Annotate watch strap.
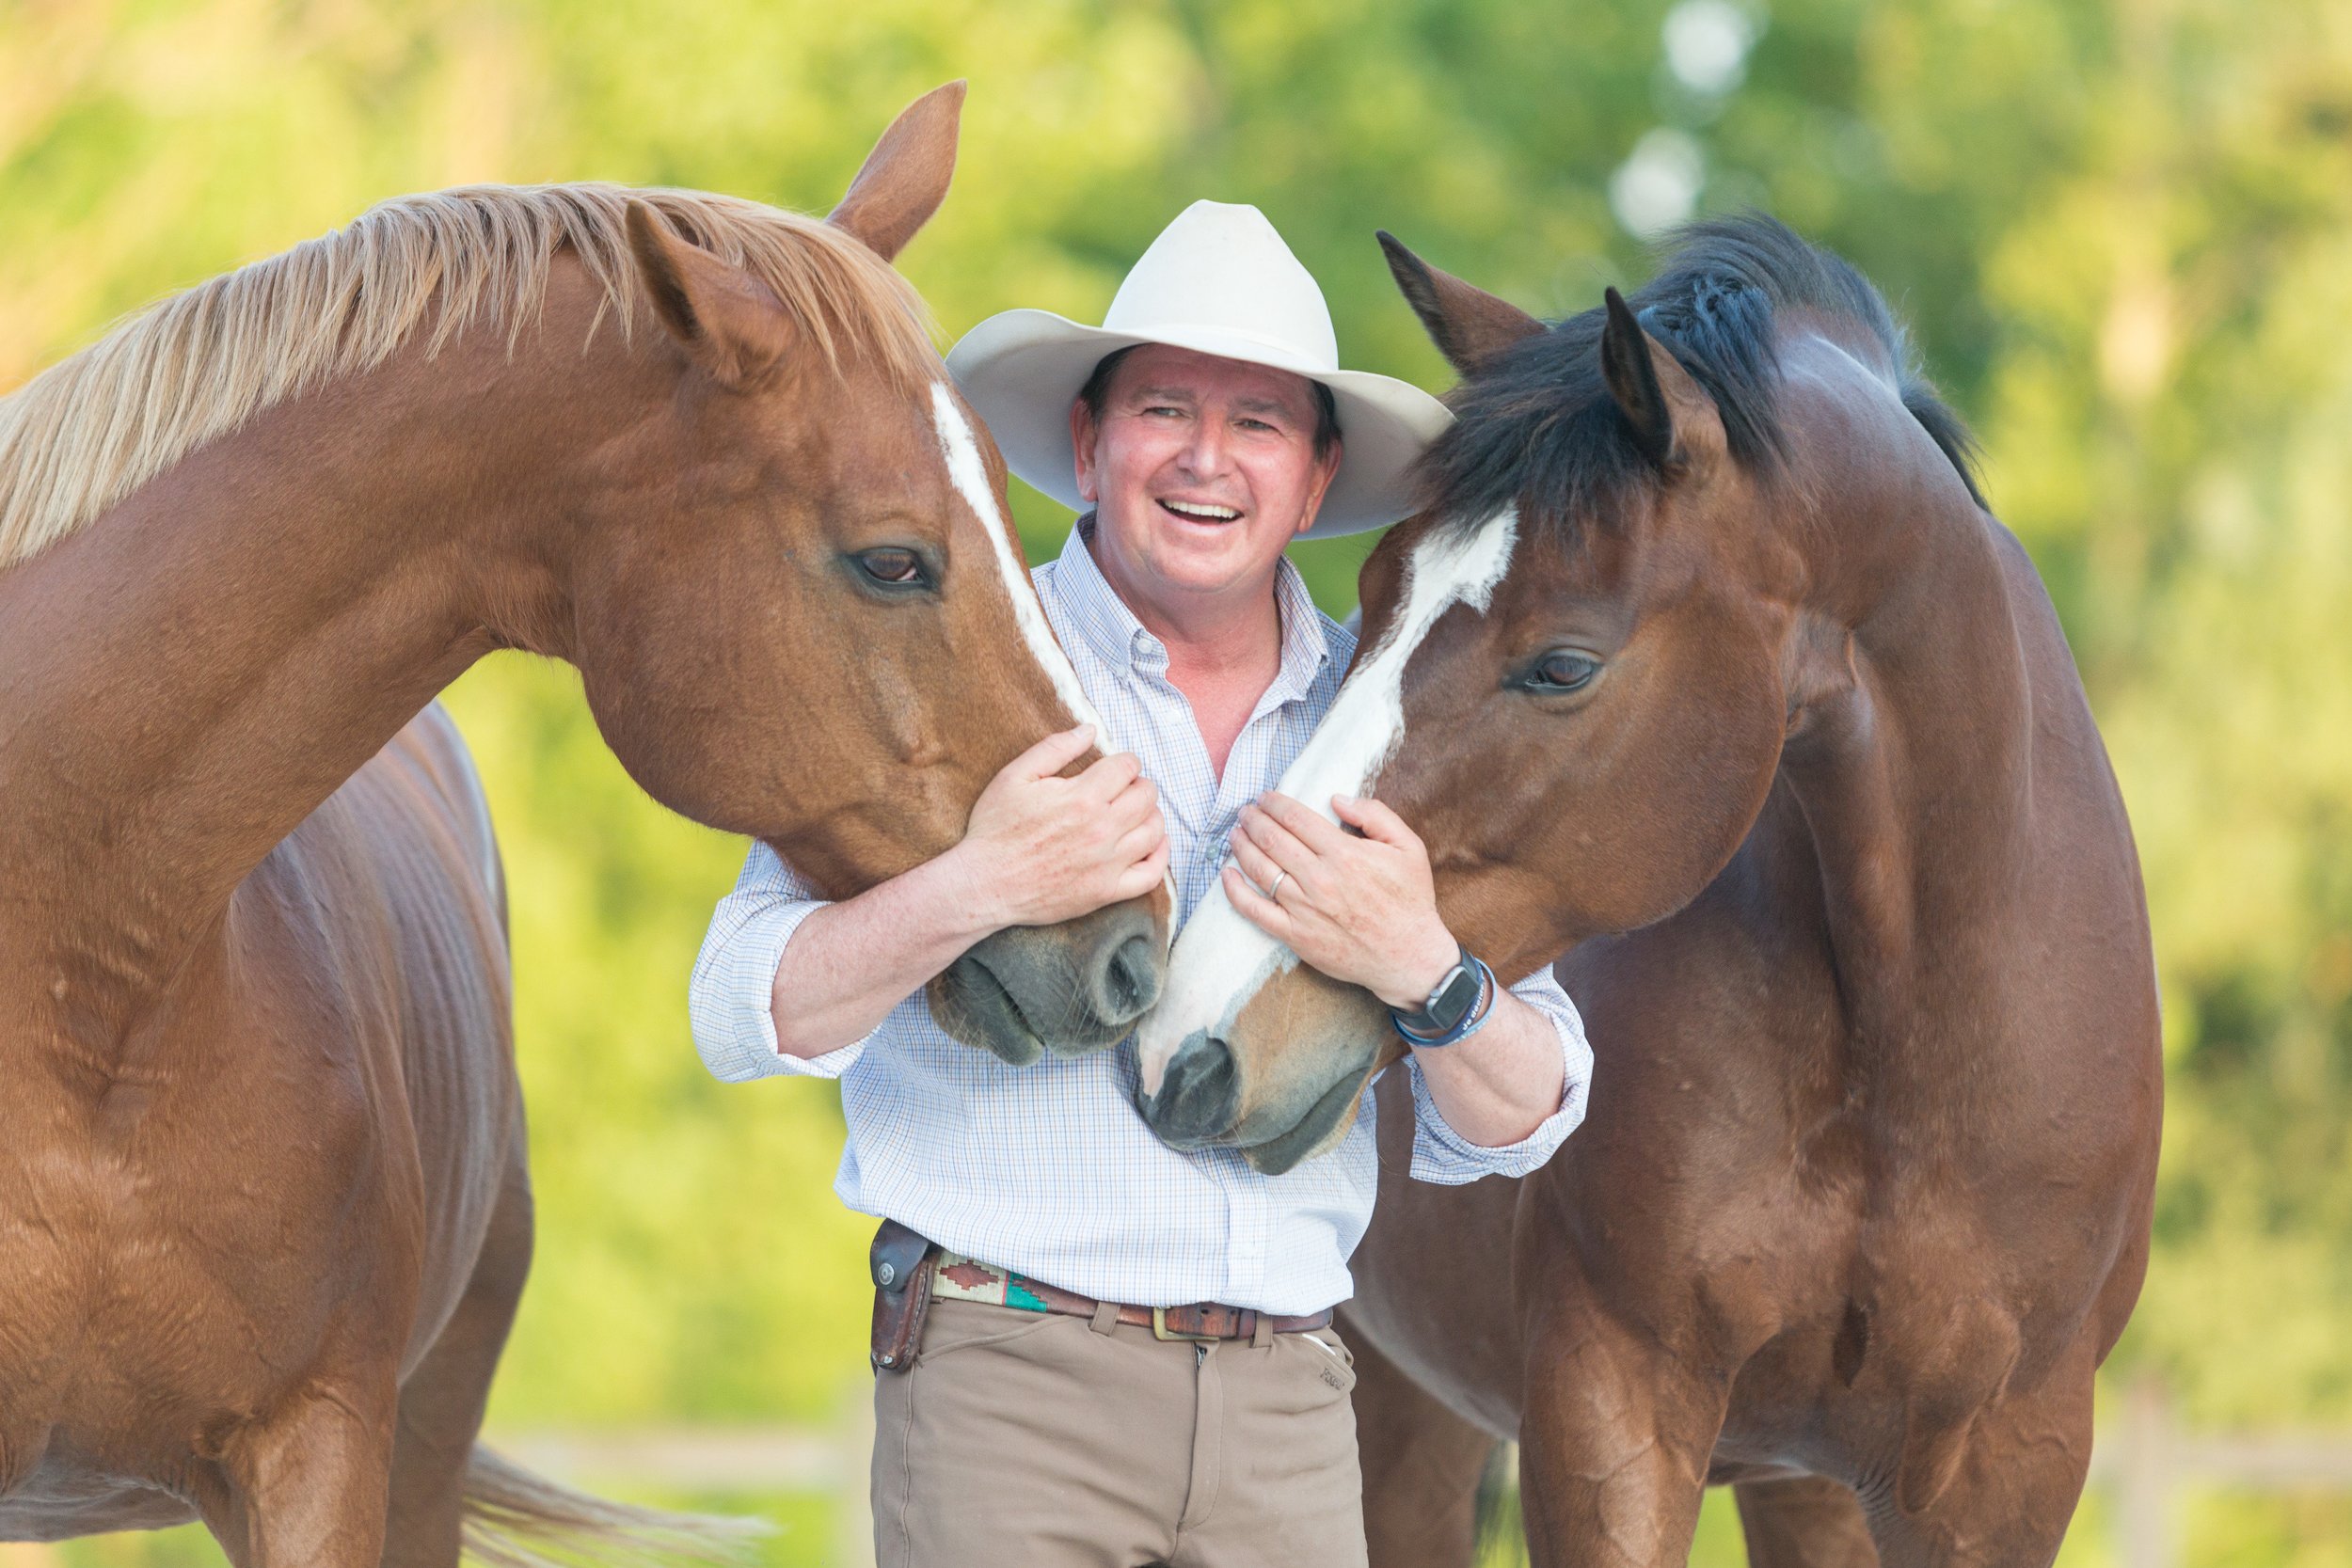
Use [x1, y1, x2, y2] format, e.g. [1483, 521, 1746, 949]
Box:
[1391, 945, 1496, 1049]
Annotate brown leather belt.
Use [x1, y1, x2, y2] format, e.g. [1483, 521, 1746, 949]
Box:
[933, 1250, 1336, 1340]
[870, 1218, 1330, 1368]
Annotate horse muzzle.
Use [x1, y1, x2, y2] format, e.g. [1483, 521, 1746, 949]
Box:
[1135, 972, 1395, 1175]
[928, 896, 1166, 1065]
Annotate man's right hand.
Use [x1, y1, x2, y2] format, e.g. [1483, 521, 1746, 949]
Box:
[945, 724, 1168, 929]
[761, 723, 1166, 1060]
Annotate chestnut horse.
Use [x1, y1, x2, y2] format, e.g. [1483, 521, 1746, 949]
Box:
[0, 85, 1164, 1566]
[1139, 215, 2159, 1566]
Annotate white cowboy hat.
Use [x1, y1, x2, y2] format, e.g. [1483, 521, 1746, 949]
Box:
[945, 200, 1452, 538]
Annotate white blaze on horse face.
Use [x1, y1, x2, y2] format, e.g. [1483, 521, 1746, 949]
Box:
[1137, 506, 1522, 1094]
[932, 384, 1179, 942]
[930, 383, 1103, 734]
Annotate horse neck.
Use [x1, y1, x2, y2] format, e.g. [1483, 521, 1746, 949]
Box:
[1771, 364, 2035, 1052]
[0, 277, 640, 1040]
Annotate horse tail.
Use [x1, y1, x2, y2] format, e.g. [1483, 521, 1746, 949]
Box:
[460, 1444, 769, 1568]
[1473, 1441, 1527, 1565]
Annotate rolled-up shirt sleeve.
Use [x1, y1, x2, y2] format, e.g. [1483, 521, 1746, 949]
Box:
[689, 841, 870, 1084]
[1405, 964, 1593, 1183]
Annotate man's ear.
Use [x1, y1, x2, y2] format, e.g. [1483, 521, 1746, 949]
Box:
[1069, 396, 1101, 505]
[626, 201, 793, 388]
[1295, 432, 1343, 537]
[1377, 230, 1545, 376]
[1598, 286, 1722, 473]
[828, 80, 965, 261]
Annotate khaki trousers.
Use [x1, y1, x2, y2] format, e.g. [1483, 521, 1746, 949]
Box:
[871, 1297, 1370, 1567]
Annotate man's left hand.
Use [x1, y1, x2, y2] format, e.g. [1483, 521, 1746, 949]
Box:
[1224, 792, 1458, 1012]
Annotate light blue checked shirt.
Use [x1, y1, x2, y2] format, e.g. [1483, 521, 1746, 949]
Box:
[690, 524, 1592, 1315]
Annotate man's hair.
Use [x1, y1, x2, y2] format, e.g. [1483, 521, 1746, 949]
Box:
[1077, 344, 1342, 459]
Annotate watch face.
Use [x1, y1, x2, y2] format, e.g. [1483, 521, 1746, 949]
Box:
[1429, 965, 1482, 1032]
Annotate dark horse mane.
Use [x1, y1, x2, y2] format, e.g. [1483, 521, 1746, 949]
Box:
[1420, 213, 1984, 540]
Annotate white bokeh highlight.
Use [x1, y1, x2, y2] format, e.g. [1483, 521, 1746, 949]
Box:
[1664, 0, 1762, 96]
[1611, 129, 1707, 239]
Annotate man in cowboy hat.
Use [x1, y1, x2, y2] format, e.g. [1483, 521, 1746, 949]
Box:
[691, 201, 1591, 1566]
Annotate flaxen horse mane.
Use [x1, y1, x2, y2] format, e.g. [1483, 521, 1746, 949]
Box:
[0, 182, 941, 571]
[1420, 212, 1984, 540]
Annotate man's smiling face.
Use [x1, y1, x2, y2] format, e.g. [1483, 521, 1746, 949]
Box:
[1071, 343, 1340, 602]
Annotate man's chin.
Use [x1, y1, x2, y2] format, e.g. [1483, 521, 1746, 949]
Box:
[1140, 530, 1293, 593]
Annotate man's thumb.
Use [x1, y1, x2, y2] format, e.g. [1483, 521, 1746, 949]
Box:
[1333, 793, 1407, 843]
[1018, 722, 1096, 778]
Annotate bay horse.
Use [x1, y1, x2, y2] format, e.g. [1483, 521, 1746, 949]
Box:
[1137, 214, 2160, 1566]
[0, 84, 1165, 1566]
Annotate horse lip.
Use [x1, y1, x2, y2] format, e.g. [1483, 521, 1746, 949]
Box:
[1233, 1058, 1375, 1176]
[947, 951, 1046, 1065]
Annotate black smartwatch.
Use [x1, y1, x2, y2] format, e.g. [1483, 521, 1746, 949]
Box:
[1391, 942, 1494, 1047]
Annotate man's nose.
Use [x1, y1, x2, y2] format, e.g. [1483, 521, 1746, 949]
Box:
[1177, 417, 1233, 482]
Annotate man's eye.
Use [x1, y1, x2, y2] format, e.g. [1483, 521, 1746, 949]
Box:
[855, 548, 927, 587]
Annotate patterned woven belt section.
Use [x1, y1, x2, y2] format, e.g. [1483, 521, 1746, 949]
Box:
[931, 1250, 1058, 1312]
[930, 1251, 1336, 1339]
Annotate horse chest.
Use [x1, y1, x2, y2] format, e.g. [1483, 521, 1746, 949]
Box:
[0, 1027, 411, 1475]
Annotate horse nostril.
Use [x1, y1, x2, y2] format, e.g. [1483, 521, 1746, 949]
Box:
[1096, 933, 1162, 1023]
[1150, 1032, 1238, 1143]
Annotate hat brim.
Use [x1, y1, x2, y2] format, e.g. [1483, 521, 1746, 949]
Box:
[945, 309, 1453, 539]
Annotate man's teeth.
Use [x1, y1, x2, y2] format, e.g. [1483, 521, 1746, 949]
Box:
[1163, 500, 1241, 520]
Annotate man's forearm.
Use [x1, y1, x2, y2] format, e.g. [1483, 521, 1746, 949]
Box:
[769, 849, 1006, 1059]
[1407, 990, 1566, 1147]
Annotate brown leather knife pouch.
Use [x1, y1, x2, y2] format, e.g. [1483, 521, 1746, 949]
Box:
[868, 1218, 938, 1372]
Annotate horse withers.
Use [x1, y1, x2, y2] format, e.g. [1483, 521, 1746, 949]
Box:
[0, 84, 1163, 1567]
[1138, 216, 2160, 1566]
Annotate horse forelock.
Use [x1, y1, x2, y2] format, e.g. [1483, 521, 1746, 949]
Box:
[0, 183, 942, 574]
[1414, 212, 1982, 551]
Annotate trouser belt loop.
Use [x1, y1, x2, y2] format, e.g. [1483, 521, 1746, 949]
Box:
[1250, 1311, 1274, 1350]
[1089, 1299, 1121, 1336]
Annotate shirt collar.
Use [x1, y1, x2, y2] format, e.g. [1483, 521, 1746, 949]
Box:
[1264, 547, 1332, 705]
[1053, 516, 1156, 675]
[1054, 515, 1331, 699]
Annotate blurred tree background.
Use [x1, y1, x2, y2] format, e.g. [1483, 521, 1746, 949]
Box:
[4, 0, 2348, 1562]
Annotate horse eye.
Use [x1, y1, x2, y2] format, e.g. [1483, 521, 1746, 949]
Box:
[855, 548, 926, 587]
[1526, 650, 1601, 692]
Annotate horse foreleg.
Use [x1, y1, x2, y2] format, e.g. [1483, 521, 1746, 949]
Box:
[1736, 1477, 1880, 1568]
[1345, 1317, 1497, 1568]
[1864, 1344, 2096, 1568]
[1516, 1300, 1725, 1568]
[383, 1135, 532, 1568]
[196, 1371, 401, 1568]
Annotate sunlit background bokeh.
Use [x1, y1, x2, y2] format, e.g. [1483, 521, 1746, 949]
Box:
[5, 0, 2350, 1563]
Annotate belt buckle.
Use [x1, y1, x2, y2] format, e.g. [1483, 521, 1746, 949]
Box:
[1152, 1305, 1219, 1342]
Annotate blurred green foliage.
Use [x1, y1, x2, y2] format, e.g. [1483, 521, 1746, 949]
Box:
[7, 0, 2351, 1562]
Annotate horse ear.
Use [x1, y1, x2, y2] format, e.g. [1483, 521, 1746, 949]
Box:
[1599, 286, 1716, 473]
[626, 202, 793, 388]
[828, 80, 965, 261]
[626, 202, 794, 388]
[1377, 230, 1544, 376]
